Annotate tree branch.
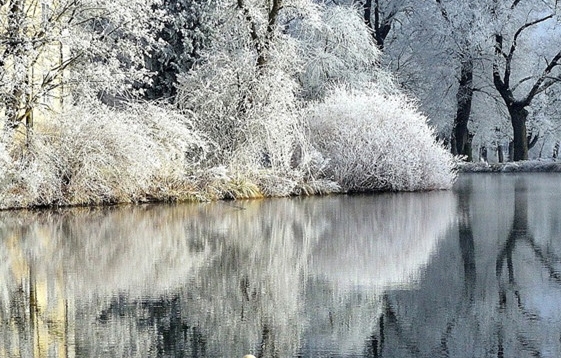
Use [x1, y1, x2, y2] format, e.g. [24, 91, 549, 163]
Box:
[493, 34, 513, 103]
[522, 50, 561, 106]
[498, 15, 553, 92]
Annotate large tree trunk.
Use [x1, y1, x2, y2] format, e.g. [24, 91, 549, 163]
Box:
[509, 105, 529, 161]
[453, 59, 474, 159]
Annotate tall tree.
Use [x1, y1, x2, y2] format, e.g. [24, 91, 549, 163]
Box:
[434, 0, 479, 159]
[381, 0, 487, 158]
[491, 0, 561, 160]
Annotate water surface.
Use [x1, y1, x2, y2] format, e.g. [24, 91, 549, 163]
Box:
[1, 173, 561, 357]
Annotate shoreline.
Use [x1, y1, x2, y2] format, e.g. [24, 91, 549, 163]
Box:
[4, 160, 558, 212]
[456, 160, 561, 173]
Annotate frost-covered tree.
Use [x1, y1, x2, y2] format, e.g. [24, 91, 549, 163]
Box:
[380, 0, 494, 160]
[0, 0, 162, 131]
[177, 0, 323, 176]
[295, 4, 382, 100]
[308, 86, 456, 191]
[0, 0, 221, 208]
[380, 0, 561, 162]
[177, 0, 455, 192]
[491, 0, 561, 161]
[432, 0, 493, 159]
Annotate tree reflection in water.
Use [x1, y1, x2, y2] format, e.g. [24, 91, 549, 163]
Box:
[4, 175, 561, 357]
[378, 174, 561, 358]
[0, 191, 455, 357]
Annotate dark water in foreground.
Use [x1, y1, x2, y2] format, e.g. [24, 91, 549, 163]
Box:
[1, 173, 561, 357]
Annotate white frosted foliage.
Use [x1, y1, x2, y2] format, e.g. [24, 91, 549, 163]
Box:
[308, 86, 456, 192]
[0, 102, 208, 208]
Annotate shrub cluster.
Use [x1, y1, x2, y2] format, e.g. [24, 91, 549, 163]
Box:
[307, 86, 456, 192]
[0, 102, 208, 208]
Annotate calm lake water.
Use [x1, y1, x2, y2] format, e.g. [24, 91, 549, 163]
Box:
[1, 173, 561, 357]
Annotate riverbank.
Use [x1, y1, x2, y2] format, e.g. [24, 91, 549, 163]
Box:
[456, 160, 561, 173]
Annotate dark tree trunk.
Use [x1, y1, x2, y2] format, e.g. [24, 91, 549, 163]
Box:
[509, 105, 529, 161]
[497, 144, 504, 163]
[363, 0, 372, 34]
[553, 142, 560, 159]
[362, 0, 392, 50]
[450, 136, 457, 156]
[458, 176, 476, 299]
[480, 146, 488, 162]
[453, 59, 474, 159]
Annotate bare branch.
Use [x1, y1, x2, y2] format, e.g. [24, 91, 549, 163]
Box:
[523, 50, 561, 105]
[512, 76, 535, 92]
[504, 14, 554, 87]
[511, 0, 522, 9]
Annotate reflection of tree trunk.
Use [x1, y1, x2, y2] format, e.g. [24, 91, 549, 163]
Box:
[29, 264, 37, 323]
[496, 178, 528, 287]
[457, 176, 476, 301]
[365, 314, 384, 357]
[495, 177, 528, 349]
[379, 295, 421, 357]
[257, 324, 275, 358]
[494, 178, 561, 356]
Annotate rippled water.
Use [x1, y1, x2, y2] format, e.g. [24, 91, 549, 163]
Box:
[1, 173, 561, 357]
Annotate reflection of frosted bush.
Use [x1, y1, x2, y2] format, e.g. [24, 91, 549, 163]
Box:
[310, 192, 456, 289]
[308, 86, 457, 191]
[0, 190, 456, 356]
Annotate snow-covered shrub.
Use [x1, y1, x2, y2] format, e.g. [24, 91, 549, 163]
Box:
[307, 86, 456, 192]
[0, 101, 208, 208]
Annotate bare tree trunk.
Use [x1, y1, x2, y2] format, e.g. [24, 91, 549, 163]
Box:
[453, 59, 474, 159]
[480, 146, 488, 162]
[497, 144, 504, 163]
[465, 134, 474, 162]
[509, 105, 529, 161]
